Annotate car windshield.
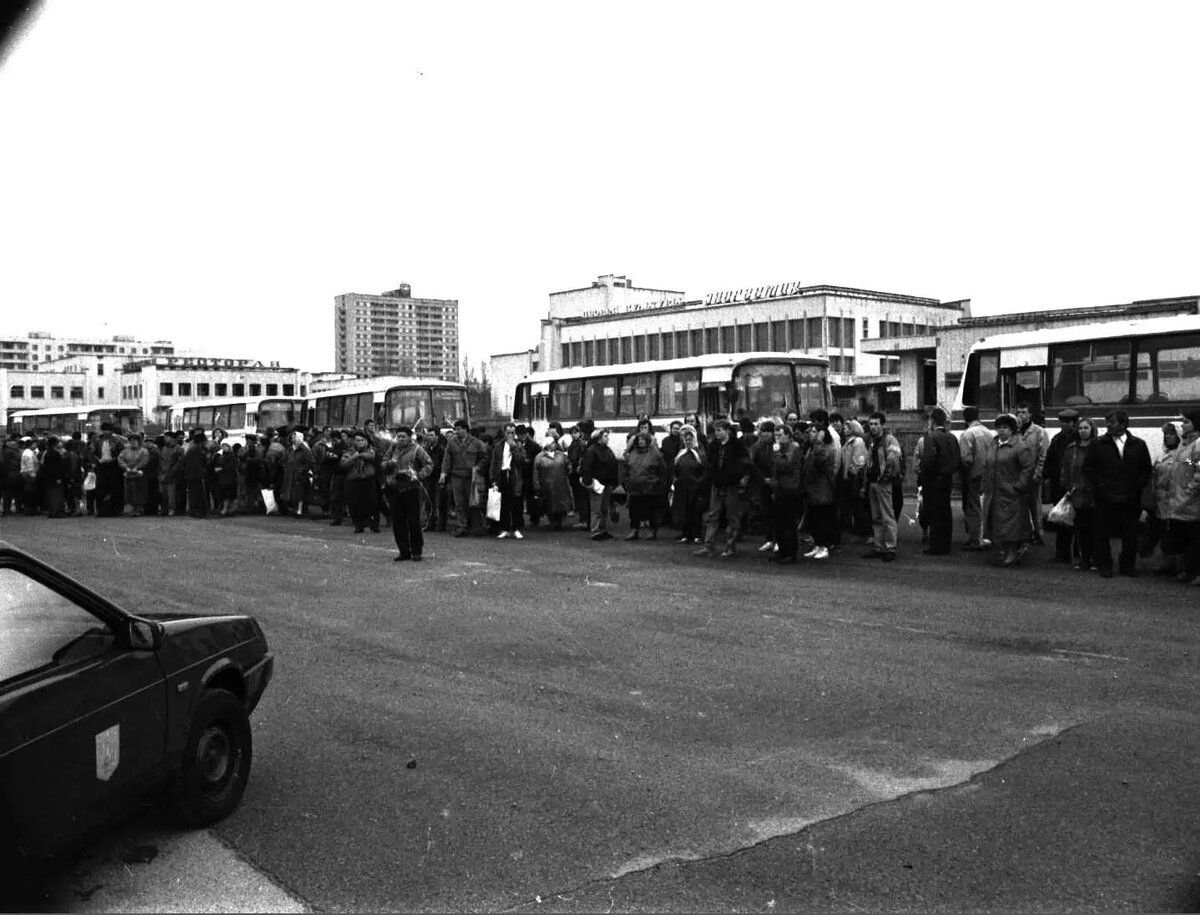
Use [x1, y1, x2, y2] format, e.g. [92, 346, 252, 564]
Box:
[0, 567, 113, 683]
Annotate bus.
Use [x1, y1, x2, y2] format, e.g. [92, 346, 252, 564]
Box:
[169, 396, 305, 445]
[512, 352, 831, 455]
[306, 376, 470, 433]
[9, 405, 145, 438]
[951, 312, 1200, 459]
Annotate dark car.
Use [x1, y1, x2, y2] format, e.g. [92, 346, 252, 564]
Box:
[0, 541, 273, 882]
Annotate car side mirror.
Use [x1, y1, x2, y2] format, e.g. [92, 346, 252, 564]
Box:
[128, 618, 162, 651]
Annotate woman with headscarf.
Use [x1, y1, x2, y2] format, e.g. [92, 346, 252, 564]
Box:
[671, 424, 708, 543]
[985, 413, 1035, 567]
[1060, 416, 1099, 570]
[282, 428, 315, 518]
[1159, 411, 1200, 584]
[533, 436, 573, 531]
[840, 419, 871, 539]
[1144, 421, 1182, 573]
[623, 431, 668, 540]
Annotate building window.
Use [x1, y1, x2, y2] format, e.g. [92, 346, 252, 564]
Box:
[863, 320, 870, 339]
[737, 325, 753, 352]
[561, 343, 570, 366]
[675, 331, 688, 359]
[569, 343, 582, 367]
[621, 337, 633, 364]
[69, 386, 83, 399]
[300, 385, 307, 397]
[30, 386, 44, 398]
[595, 339, 608, 367]
[754, 322, 769, 351]
[266, 384, 278, 396]
[829, 319, 843, 349]
[844, 355, 856, 374]
[250, 384, 262, 396]
[197, 383, 211, 397]
[159, 382, 174, 396]
[647, 334, 659, 361]
[97, 362, 104, 376]
[806, 317, 824, 347]
[789, 319, 804, 349]
[702, 328, 717, 354]
[9, 385, 23, 398]
[282, 384, 294, 396]
[634, 335, 646, 362]
[582, 341, 594, 367]
[178, 382, 192, 396]
[721, 326, 735, 353]
[215, 383, 228, 396]
[771, 321, 787, 352]
[232, 383, 245, 396]
[661, 333, 673, 360]
[97, 386, 104, 398]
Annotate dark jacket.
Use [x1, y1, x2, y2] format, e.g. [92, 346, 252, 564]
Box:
[769, 442, 804, 494]
[442, 434, 488, 479]
[181, 442, 209, 482]
[489, 439, 526, 495]
[623, 445, 668, 496]
[579, 439, 619, 488]
[1043, 429, 1076, 503]
[918, 428, 961, 491]
[706, 436, 753, 490]
[1083, 432, 1152, 507]
[802, 439, 838, 505]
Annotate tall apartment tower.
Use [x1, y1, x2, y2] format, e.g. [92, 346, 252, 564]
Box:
[334, 283, 460, 381]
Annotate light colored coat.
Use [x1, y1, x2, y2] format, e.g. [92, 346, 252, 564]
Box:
[985, 435, 1034, 543]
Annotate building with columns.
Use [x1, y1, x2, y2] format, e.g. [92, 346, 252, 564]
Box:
[491, 274, 965, 415]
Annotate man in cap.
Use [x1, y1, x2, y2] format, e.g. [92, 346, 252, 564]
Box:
[1084, 409, 1152, 578]
[1042, 408, 1080, 562]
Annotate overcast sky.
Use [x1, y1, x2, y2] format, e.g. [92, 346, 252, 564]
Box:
[1, 2, 1196, 375]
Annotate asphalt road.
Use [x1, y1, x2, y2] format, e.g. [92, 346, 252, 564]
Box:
[4, 509, 1200, 912]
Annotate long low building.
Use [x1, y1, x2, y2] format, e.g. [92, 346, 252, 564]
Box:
[492, 274, 966, 416]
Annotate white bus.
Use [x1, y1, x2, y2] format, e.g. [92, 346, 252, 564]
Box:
[9, 405, 145, 438]
[169, 396, 305, 445]
[512, 352, 831, 455]
[951, 313, 1200, 459]
[306, 376, 469, 432]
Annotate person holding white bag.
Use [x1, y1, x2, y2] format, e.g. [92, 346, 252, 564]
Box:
[489, 422, 526, 540]
[579, 429, 619, 542]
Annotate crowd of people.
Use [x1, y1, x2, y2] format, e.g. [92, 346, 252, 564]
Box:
[3, 403, 1198, 582]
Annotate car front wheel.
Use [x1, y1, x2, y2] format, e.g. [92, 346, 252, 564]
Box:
[170, 687, 253, 826]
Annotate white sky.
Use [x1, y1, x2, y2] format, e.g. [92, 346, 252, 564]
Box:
[1, 2, 1197, 375]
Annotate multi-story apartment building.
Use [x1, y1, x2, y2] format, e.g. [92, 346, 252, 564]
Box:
[334, 283, 459, 381]
[0, 331, 174, 371]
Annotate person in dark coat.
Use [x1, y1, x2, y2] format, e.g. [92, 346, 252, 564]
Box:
[578, 428, 619, 541]
[801, 420, 839, 559]
[1042, 408, 1080, 562]
[766, 424, 803, 563]
[533, 438, 573, 530]
[490, 422, 527, 539]
[695, 420, 754, 558]
[917, 407, 961, 555]
[623, 432, 668, 540]
[182, 431, 210, 518]
[984, 413, 1035, 567]
[568, 420, 595, 531]
[1083, 409, 1153, 577]
[671, 425, 708, 543]
[1060, 417, 1099, 570]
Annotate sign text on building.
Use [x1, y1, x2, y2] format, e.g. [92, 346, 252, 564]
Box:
[704, 281, 805, 307]
[580, 298, 686, 319]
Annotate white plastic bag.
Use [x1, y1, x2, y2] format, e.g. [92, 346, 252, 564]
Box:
[82, 471, 97, 492]
[261, 488, 279, 516]
[486, 486, 502, 522]
[1046, 492, 1075, 528]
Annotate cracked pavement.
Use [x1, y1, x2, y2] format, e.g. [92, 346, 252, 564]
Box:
[7, 511, 1200, 912]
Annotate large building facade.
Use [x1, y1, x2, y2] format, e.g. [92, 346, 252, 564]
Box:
[334, 284, 459, 381]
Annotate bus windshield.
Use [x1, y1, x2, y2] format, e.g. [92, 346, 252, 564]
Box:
[384, 388, 432, 428]
[731, 363, 798, 418]
[431, 389, 468, 426]
[259, 399, 300, 429]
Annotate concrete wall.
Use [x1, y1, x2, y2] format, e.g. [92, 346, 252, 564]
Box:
[488, 351, 536, 416]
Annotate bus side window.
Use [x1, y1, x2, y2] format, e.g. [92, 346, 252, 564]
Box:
[1001, 369, 1044, 414]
